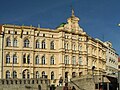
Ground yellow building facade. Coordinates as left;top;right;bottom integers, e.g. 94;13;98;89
0;10;106;85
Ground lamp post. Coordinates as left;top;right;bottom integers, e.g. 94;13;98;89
118;24;120;90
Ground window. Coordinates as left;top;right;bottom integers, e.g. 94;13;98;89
27;72;30;79
41;56;45;65
26;32;28;35
73;45;76;50
24;39;29;47
37;33;39;36
52;35;53;38
79;45;82;51
41;40;45;49
50;56;54;65
36;71;39;78
6;37;11;46
72;72;76;78
13;38;17;47
22;71;25;79
50;41;54;50
22;70;30;79
13;54;17;64
67;43;68;49
15;31;17;34
72;44;76;50
13;71;17;78
35;56;39;64
51;71;54;80
43;34;45;37
64;55;69;64
8;30;10;34
64;43;67;49
72;56;76;65
36;40;40;48
42;71;45;78
23;54;26;64
6;70;10;79
27;55;30;64
6;54;10;64
79;57;82;65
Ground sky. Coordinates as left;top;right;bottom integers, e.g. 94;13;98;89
0;0;120;55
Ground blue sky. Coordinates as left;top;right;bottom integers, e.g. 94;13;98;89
0;0;120;55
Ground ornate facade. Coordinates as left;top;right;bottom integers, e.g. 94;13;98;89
0;10;107;85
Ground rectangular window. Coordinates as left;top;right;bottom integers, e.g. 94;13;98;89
72;56;76;65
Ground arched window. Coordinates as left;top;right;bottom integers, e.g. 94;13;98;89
41;40;45;49
24;39;29;47
6;54;10;64
6;37;11;46
13;54;17;64
64;55;69;64
41;56;45;65
35;56;39;64
50;56;54;65
36;71;39;78
51;71;54;80
42;71;45;78
13;71;17;78
23;54;26;64
13;38;17;47
27;55;30;64
36;40;40;48
22;70;30;79
50;41;54;50
6;70;10;79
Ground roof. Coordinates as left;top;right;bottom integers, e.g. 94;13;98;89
56;23;66;28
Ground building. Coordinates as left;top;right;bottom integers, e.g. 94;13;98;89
104;41;118;77
0;9;107;86
104;41;118;90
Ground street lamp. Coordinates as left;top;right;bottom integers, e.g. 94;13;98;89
117;24;120;90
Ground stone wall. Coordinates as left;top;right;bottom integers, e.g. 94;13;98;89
0;78;50;90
